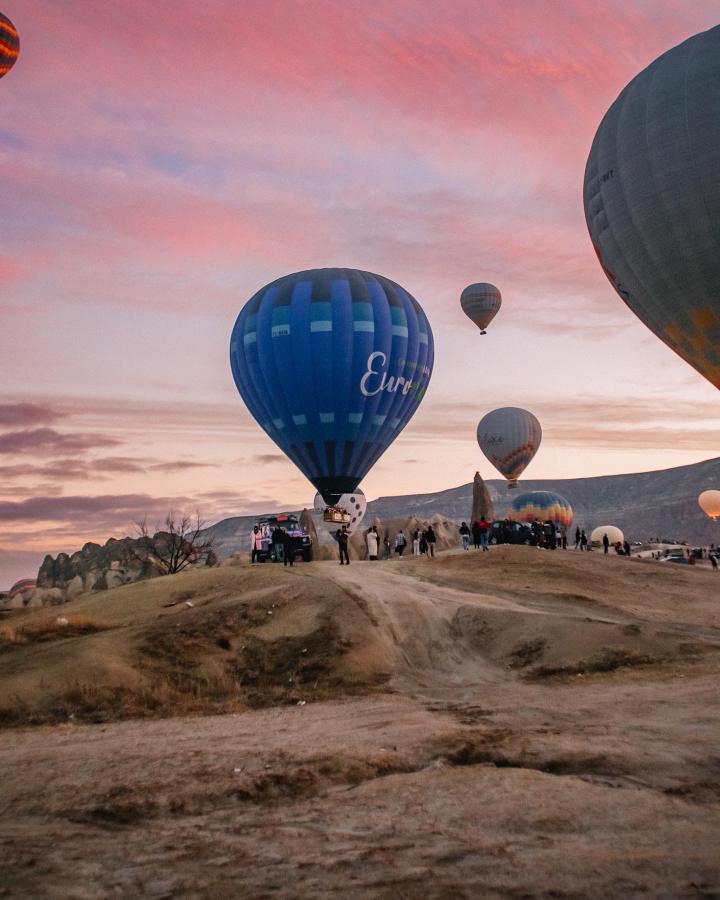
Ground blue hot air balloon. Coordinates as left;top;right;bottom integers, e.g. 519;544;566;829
230;268;434;504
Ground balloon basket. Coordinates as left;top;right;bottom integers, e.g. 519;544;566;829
323;507;352;525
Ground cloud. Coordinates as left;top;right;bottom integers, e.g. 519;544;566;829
148;460;214;473
0;403;62;427
252;454;287;465
0;429;121;456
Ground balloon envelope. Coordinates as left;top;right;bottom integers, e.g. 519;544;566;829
0;12;19;79
698;490;720;521
460;283;501;333
312;490;367;538
510;491;573;528
477;407;541;488
590;525;624;547
584;25;720;389
230;268;434;504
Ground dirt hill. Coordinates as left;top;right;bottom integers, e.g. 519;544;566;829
2;548;720;897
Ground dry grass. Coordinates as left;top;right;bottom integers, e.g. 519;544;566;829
0;615;110;648
528;646;660;679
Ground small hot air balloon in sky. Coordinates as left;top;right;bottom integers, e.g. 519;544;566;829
584;25;720;389
230;268;434;505
698;490;720;522
477;407;541;489
510;491;573;528
0;12;19;79
460;283;501;335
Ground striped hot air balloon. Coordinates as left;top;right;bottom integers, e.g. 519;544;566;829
510;491;573;528
477;407;541;489
460;283;501;334
0;12;19;79
584;25;720;390
230;268;434;505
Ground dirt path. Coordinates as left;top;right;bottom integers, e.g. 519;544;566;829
2;550;720;897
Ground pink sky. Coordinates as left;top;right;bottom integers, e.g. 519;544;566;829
2;1;720;586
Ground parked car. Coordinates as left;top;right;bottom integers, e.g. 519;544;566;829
490;520;535;545
256;514;314;562
660;549;688;564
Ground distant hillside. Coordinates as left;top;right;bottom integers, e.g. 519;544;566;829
206;457;720;554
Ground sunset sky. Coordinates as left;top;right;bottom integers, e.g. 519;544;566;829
2;1;720;586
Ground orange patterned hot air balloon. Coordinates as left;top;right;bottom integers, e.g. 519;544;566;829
0;12;19;79
698;490;720;522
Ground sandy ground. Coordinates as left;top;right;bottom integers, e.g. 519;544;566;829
2;548;720;898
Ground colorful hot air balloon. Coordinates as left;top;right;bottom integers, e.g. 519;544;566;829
0;12;19;79
584;26;720;389
460;283;501;334
698;490;720;522
477;407;541;489
510;491;573;528
230;268;434;504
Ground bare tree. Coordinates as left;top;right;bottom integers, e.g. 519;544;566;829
135;512;216;575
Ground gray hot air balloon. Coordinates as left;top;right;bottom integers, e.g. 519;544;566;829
477;407;542;489
584;25;720;390
460;283;501;334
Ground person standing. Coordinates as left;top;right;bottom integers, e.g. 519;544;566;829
412;529;421;556
419;530;428;557
272;526;285;563
574;527;581;550
478;517;491;551
383;534;391;560
459;522;470;551
623;539;631;557
602;533;610;555
394;530;407;556
338;526;350;565
250;525;264;563
425;524;437;557
366;526;379;560
580;530;588;551
471;520;481;549
280;528;295;566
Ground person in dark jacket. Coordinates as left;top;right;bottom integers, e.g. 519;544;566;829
459;522;470;551
623;540;631;557
272;526;285;563
280;528;294;566
425;525;437;557
338;526;350;565
471;520;481;549
602;533;610;554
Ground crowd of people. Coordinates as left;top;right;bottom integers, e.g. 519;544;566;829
360;524;438;563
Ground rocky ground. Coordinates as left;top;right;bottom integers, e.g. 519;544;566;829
1;547;719;897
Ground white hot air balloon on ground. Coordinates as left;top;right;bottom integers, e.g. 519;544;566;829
477;407;542;489
590;525;624;548
311;490;367;545
460;283;502;335
698;491;720;522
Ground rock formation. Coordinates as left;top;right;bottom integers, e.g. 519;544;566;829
470;471;494;522
1;532;218;609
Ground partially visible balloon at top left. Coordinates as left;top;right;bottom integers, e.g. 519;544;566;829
0;12;19;80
